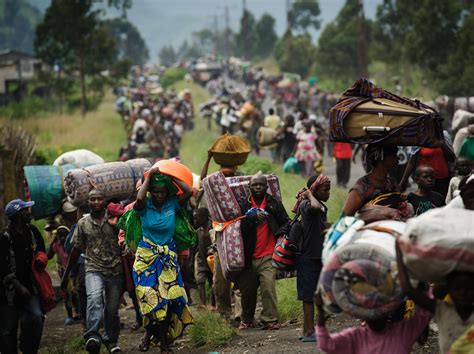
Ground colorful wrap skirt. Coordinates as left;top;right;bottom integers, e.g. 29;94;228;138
133;238;192;340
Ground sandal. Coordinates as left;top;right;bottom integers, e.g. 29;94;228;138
138;334;151;352
238;321;254;330
261;323;281;330
300;333;316;342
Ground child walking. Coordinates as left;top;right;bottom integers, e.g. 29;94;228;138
294;174;331;342
47;225;79;325
407;165;445;216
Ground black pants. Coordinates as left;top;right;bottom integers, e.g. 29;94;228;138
0;295;44;354
336;158;351;187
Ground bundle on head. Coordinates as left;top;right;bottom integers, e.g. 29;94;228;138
210;133;251;167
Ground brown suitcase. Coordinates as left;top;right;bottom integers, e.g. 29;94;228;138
343;98;429;138
329;78;444;147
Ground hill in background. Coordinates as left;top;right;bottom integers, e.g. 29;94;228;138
21;0;381;60
0;0;42;53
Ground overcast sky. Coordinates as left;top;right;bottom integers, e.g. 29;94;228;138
29;0;382;58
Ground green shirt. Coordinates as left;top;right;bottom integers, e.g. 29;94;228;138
74;213;122;276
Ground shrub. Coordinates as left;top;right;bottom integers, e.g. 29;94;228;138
33;144;86;165
239;155;273;175
161;67;187;88
0;96;53;119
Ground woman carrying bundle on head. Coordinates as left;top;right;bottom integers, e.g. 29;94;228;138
342;144;412;222
133;166;193;353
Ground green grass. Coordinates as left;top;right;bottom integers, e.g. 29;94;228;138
41;334;84;354
253;57;280;76
1;94;126;162
188;310;237;347
276;278;303;322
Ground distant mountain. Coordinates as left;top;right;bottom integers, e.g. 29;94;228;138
0;0;42;53
24;0;382;61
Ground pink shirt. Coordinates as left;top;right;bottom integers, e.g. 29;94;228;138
316;309;432;354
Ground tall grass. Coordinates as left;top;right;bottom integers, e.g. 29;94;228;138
0;94;126;161
188;310;237;347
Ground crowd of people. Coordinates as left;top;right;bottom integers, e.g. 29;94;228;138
115;66;195;162
0;61;473;354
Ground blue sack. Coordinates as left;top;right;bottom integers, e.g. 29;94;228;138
283;157;300;174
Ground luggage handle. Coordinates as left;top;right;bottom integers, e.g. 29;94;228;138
363;126;391;135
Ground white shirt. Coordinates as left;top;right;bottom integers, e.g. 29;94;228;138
435;300;474;353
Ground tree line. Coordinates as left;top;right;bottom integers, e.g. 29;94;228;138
162;0;473;97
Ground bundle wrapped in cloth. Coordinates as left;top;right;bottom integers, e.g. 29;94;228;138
398;208;474;283
203;172;243;279
318;220;406;320
24;164;84;220
64;158;151;206
53;149;104;166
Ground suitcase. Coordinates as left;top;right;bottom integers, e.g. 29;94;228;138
329;78;444;147
216;220;245;280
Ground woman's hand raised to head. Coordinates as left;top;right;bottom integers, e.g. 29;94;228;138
149;166;160;176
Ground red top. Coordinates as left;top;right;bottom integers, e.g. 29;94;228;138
419;147;449;179
333;142;352;159
250;196;275;259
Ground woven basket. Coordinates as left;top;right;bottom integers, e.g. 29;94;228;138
211;150;250;167
210;133;251;167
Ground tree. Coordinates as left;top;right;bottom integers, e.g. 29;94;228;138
177;40;190;59
274;31;316;78
288;0;321;33
372;0;463;74
35;0;117;115
103;18;149;66
0;0;42;53
255;13;278;58
314;0;370;85
158;45;177;67
438;11;474;96
192;28;215;53
235;9;258;59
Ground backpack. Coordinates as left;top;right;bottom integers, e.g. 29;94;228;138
459;134;474;160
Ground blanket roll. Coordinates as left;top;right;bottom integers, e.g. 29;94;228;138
318;220;406;320
64;159;150;206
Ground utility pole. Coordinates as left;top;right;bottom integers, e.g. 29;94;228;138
214;14;219;56
286;0;291;31
224;6;230;58
356;0;369;78
241;0;248;59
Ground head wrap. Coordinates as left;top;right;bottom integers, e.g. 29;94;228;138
309;174;330;192
292;174;331;213
149;173;178;195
